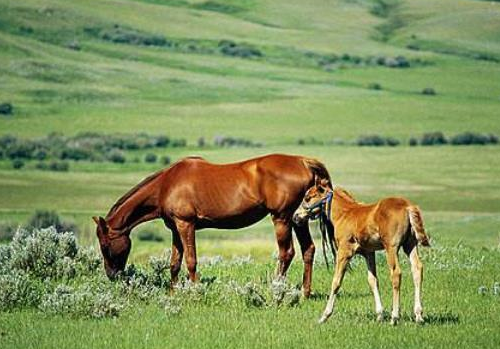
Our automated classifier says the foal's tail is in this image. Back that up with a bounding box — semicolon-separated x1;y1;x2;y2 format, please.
407;205;431;247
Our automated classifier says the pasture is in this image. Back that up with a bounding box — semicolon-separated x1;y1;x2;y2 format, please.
0;0;499;348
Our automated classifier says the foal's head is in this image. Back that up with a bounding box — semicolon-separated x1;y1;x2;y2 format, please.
93;216;131;280
293;179;331;225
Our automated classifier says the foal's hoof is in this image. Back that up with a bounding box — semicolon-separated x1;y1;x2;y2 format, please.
318;315;328;324
376;313;384;322
415;315;424;324
390;317;399;326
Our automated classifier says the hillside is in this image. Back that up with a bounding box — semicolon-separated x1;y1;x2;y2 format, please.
0;0;499;143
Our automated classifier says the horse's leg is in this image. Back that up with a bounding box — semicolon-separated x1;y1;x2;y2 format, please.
170;227;183;288
364;251;384;321
386;247;402;325
273;217;295;277
319;247;353;324
404;239;424;323
175;219;198;282
293;223;315;298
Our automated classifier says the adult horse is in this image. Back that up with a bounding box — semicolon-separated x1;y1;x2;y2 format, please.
93;154;331;297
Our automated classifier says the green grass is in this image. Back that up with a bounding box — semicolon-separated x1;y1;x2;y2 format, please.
1;242;499;349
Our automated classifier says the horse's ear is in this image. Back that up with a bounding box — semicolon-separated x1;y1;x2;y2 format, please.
315;176;322;186
93;216;108;236
320;178;331;187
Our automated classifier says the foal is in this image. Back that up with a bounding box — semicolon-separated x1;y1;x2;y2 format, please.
293;179;430;324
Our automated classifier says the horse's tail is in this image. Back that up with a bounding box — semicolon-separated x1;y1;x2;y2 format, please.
303;157;335;266
407;205;431;247
302;157;331;186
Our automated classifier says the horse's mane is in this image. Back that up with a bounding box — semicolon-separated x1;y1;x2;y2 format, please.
334;187;357;203
106;169;165;219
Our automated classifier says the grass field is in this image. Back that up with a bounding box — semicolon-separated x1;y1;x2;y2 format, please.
0;0;499;348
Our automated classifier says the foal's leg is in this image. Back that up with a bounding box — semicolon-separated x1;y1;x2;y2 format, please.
272;217;295;277
404;239;424;323
293;223;316;298
364;252;384;321
386;247;402;325
319;247;353;324
175;219;198;282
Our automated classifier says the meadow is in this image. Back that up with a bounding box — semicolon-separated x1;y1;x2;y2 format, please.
0;0;499;348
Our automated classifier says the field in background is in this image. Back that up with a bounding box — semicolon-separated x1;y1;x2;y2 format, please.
0;0;499;348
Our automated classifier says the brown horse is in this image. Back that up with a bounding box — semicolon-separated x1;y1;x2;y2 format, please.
293;179;430;324
93;154;331;296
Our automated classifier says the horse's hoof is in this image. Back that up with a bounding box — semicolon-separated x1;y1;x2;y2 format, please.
318;316;328;324
415;315;424;324
390;317;399;326
376;313;384;322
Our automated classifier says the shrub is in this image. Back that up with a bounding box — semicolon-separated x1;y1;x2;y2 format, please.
0;222;19;241
98;25;168;47
197;137;206;147
49;161;69;172
0;272;40;310
409;137;418;146
368;82;382;90
357;135;386;146
106;149;126;163
420;132;447;146
27;210;77;233
0;102;13;115
218;40;262;58
450;132;498;145
386;137;400;146
39;284;122;319
171;139;187;147
144;153;157;163
161;155;171;165
12;159;25;169
137;230;164;242
422;87;436;96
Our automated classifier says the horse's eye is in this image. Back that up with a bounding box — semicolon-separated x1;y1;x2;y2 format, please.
318;186;325;194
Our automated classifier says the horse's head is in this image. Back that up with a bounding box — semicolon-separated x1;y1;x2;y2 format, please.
92;216;131;280
293;178;331;225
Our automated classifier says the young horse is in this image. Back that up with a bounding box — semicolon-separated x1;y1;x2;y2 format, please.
293;179;430;324
93;154;332;297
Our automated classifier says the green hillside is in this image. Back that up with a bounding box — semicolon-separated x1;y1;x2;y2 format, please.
0;0;499;142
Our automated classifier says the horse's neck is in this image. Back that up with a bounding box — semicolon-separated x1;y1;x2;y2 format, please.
106;184;160;233
331;188;359;219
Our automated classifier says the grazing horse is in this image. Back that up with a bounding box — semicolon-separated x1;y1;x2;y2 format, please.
293;179;430;324
93;154;331;297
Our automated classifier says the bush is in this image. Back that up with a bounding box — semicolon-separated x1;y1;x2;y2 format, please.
422;87;436;96
420;132;447;146
106;149;126;163
409;137;418;146
39;284;122;319
161;155;171;165
357;135;385;146
12;159;25;169
0;102;13;115
144;153;157;163
137;230;164;242
49;161;69;172
27;210;78;233
0;222;18;242
368;82;382;90
218;40;262;58
98;25;168;47
450;132;498;145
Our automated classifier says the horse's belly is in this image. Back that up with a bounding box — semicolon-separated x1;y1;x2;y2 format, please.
195;206;269;230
